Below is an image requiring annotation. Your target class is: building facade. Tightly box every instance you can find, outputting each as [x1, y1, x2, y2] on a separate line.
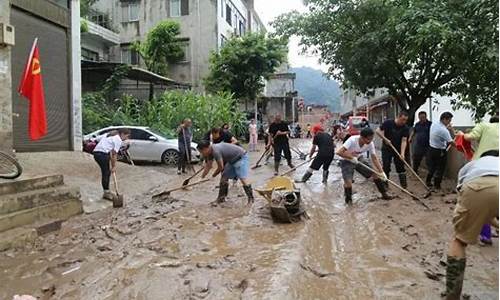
[92, 0, 265, 91]
[261, 63, 298, 122]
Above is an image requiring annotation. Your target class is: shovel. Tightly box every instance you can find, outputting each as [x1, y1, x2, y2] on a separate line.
[357, 161, 430, 210]
[291, 147, 307, 160]
[153, 178, 210, 199]
[376, 131, 432, 196]
[182, 167, 204, 186]
[112, 172, 124, 208]
[280, 154, 317, 177]
[252, 148, 271, 169]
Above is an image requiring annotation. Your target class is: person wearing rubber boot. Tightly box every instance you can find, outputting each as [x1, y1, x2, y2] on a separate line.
[93, 128, 131, 201]
[336, 128, 392, 204]
[177, 118, 193, 175]
[197, 141, 254, 205]
[295, 124, 334, 184]
[427, 112, 455, 191]
[268, 114, 294, 175]
[376, 111, 410, 188]
[444, 150, 498, 300]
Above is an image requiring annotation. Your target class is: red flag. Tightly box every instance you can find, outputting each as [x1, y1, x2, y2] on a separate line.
[18, 38, 47, 140]
[455, 135, 474, 161]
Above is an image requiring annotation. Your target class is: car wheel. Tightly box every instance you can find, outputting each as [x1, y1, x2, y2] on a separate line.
[162, 149, 179, 165]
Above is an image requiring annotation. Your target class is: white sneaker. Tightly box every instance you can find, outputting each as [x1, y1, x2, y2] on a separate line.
[103, 190, 114, 200]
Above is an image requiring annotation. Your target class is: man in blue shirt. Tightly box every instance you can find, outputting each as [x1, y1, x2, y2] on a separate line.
[409, 111, 432, 174]
[426, 112, 455, 190]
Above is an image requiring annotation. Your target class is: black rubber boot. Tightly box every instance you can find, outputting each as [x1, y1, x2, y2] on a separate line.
[322, 170, 329, 183]
[287, 159, 295, 169]
[445, 257, 466, 300]
[398, 172, 408, 189]
[295, 171, 312, 183]
[274, 162, 280, 176]
[374, 179, 392, 200]
[216, 181, 229, 203]
[426, 175, 433, 188]
[344, 187, 353, 205]
[243, 184, 254, 204]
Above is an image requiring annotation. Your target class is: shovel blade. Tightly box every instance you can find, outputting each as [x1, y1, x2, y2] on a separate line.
[113, 194, 124, 208]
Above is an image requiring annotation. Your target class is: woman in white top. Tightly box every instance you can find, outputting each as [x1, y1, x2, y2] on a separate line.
[93, 128, 131, 200]
[248, 119, 258, 152]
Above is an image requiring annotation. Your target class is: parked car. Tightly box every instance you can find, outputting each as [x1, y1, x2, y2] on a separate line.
[347, 116, 370, 136]
[83, 126, 200, 165]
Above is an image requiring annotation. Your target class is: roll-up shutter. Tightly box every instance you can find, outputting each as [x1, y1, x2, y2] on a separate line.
[11, 7, 71, 151]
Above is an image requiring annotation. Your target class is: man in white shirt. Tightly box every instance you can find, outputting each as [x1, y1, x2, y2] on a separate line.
[444, 150, 499, 300]
[427, 112, 455, 190]
[336, 128, 391, 204]
[93, 128, 131, 200]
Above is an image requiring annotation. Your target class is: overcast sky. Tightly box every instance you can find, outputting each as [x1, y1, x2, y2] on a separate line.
[254, 0, 328, 72]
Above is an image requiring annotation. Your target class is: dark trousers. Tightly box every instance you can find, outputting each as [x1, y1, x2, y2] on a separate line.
[310, 154, 334, 171]
[381, 148, 405, 177]
[412, 145, 428, 173]
[94, 152, 111, 190]
[274, 142, 292, 162]
[426, 147, 447, 188]
[178, 147, 192, 171]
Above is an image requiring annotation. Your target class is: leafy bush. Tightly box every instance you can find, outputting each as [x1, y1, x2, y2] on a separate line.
[82, 90, 245, 142]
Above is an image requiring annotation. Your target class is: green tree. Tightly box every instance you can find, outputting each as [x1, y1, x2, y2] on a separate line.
[204, 32, 287, 116]
[132, 21, 185, 100]
[132, 21, 184, 76]
[274, 0, 498, 122]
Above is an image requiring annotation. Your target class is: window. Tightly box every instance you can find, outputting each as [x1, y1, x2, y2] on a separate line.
[179, 41, 190, 62]
[170, 0, 189, 17]
[82, 48, 99, 61]
[170, 0, 181, 17]
[225, 4, 232, 25]
[131, 129, 152, 140]
[239, 20, 245, 35]
[122, 2, 139, 22]
[220, 0, 224, 17]
[220, 35, 227, 47]
[121, 47, 139, 65]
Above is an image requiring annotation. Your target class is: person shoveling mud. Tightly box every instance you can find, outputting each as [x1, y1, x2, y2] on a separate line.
[92, 128, 131, 204]
[336, 127, 393, 204]
[197, 141, 254, 205]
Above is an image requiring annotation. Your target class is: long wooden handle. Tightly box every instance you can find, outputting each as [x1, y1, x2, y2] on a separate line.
[280, 155, 316, 176]
[376, 131, 430, 191]
[156, 178, 210, 197]
[254, 148, 270, 166]
[112, 172, 120, 194]
[184, 167, 204, 183]
[357, 161, 430, 209]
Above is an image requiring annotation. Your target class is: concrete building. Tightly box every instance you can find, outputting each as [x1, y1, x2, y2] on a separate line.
[92, 0, 265, 91]
[0, 0, 82, 153]
[261, 63, 298, 122]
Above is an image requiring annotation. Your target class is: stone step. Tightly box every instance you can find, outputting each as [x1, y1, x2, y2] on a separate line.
[0, 186, 79, 215]
[0, 199, 83, 233]
[0, 219, 64, 251]
[0, 175, 64, 196]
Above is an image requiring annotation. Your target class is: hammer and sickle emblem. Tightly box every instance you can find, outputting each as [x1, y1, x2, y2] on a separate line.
[32, 58, 41, 75]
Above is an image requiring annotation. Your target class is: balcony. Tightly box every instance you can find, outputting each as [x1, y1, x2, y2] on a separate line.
[81, 19, 120, 46]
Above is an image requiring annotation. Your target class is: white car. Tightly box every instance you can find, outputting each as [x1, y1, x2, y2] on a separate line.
[84, 126, 200, 165]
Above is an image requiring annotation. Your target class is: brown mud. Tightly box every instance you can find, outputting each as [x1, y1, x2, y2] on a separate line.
[0, 142, 498, 299]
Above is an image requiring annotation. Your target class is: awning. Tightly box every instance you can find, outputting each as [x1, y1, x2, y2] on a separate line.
[81, 60, 191, 87]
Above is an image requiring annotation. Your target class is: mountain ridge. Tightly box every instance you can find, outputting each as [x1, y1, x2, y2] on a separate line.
[291, 66, 341, 112]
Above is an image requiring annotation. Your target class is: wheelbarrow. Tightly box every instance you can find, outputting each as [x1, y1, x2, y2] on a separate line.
[255, 176, 307, 223]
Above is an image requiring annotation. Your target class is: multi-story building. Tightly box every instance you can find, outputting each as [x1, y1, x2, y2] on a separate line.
[92, 0, 265, 91]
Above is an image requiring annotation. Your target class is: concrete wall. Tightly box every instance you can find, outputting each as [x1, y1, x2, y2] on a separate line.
[95, 0, 219, 91]
[0, 0, 13, 153]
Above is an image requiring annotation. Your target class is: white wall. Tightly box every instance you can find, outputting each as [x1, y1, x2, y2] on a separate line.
[414, 95, 478, 127]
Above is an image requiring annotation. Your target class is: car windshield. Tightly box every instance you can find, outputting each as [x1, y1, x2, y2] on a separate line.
[147, 128, 175, 139]
[351, 118, 363, 128]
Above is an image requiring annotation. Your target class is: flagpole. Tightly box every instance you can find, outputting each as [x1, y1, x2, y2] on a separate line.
[19, 38, 38, 91]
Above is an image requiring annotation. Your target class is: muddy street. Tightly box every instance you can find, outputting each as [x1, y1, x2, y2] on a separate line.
[0, 142, 498, 300]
